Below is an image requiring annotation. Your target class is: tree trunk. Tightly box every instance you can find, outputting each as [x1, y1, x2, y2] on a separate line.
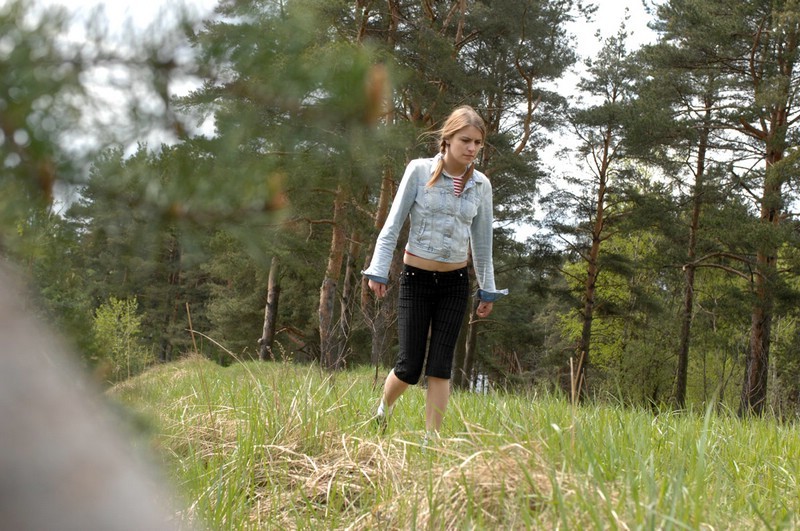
[159, 230, 181, 363]
[462, 294, 480, 391]
[354, 0, 373, 43]
[337, 231, 362, 365]
[675, 263, 696, 407]
[367, 231, 406, 369]
[451, 293, 471, 389]
[576, 247, 598, 399]
[364, 165, 397, 368]
[576, 189, 606, 399]
[574, 121, 616, 401]
[737, 8, 796, 413]
[674, 101, 712, 409]
[742, 288, 773, 415]
[258, 256, 280, 361]
[740, 127, 785, 415]
[386, 0, 400, 48]
[319, 185, 347, 370]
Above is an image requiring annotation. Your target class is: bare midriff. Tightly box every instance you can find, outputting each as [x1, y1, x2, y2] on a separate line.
[404, 251, 468, 272]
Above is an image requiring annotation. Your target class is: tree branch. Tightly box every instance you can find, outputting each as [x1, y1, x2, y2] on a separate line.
[689, 251, 753, 267]
[692, 263, 753, 282]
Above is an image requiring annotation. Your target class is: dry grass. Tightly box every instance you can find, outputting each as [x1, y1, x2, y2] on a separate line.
[111, 359, 800, 530]
[162, 393, 555, 529]
[363, 440, 552, 530]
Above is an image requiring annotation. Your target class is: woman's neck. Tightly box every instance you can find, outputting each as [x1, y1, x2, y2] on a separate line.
[442, 157, 467, 177]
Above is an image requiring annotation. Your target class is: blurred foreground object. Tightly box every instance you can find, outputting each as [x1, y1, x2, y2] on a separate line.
[0, 264, 185, 531]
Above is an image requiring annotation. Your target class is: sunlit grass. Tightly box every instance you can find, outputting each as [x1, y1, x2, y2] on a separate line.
[111, 357, 799, 529]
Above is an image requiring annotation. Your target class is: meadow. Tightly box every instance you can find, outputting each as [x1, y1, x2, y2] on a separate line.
[111, 357, 799, 530]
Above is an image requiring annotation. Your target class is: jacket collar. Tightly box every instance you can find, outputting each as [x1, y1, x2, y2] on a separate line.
[429, 154, 479, 191]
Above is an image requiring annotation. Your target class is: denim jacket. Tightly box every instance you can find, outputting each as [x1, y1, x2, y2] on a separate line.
[362, 156, 508, 302]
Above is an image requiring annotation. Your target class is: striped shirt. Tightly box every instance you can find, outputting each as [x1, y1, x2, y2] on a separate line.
[447, 171, 466, 197]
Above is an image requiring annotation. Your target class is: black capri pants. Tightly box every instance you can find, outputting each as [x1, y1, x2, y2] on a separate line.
[394, 264, 470, 384]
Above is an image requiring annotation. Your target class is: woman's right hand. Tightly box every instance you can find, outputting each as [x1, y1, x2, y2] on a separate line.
[368, 279, 388, 299]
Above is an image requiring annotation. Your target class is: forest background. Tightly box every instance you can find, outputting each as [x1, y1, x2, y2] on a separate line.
[2, 0, 800, 418]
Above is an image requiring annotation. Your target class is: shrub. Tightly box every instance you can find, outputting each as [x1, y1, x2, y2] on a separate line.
[92, 296, 153, 382]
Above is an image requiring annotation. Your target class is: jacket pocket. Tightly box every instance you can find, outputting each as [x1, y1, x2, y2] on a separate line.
[458, 191, 480, 220]
[413, 217, 429, 248]
[422, 186, 448, 213]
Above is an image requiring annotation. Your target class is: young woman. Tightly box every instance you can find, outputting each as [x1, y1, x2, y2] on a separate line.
[362, 105, 507, 436]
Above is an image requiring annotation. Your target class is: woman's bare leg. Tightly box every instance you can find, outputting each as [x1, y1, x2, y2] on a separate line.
[381, 369, 408, 411]
[425, 376, 450, 432]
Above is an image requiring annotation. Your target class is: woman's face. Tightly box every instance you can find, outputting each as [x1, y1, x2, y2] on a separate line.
[445, 125, 483, 169]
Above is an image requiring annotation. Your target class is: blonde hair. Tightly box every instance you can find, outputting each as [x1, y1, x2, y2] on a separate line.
[426, 105, 486, 188]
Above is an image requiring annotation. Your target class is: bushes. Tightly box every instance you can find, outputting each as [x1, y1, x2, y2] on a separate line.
[92, 297, 154, 383]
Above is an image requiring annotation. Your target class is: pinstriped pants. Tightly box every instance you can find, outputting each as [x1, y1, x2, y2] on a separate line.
[394, 264, 470, 384]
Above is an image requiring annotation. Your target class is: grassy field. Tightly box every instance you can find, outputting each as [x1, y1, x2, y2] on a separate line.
[111, 357, 799, 530]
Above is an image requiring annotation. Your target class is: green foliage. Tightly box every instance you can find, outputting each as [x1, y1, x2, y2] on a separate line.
[202, 231, 267, 363]
[0, 0, 83, 253]
[6, 0, 800, 414]
[112, 361, 800, 529]
[92, 296, 154, 382]
[9, 208, 96, 357]
[180, 0, 390, 194]
[68, 146, 207, 362]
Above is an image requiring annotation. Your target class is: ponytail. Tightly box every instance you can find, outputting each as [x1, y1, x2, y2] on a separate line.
[426, 141, 476, 188]
[426, 142, 447, 188]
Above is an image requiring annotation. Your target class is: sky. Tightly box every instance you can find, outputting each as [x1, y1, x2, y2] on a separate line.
[568, 0, 657, 81]
[584, 0, 657, 51]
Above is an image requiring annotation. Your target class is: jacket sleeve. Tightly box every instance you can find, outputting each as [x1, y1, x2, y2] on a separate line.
[361, 161, 420, 284]
[470, 178, 508, 302]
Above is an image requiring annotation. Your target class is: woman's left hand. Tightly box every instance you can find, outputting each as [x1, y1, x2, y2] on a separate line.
[475, 301, 493, 319]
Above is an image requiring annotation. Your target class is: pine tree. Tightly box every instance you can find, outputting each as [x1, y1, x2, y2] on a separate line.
[652, 0, 800, 415]
[541, 22, 640, 398]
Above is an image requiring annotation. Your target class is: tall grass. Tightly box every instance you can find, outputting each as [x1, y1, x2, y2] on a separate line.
[111, 357, 799, 529]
